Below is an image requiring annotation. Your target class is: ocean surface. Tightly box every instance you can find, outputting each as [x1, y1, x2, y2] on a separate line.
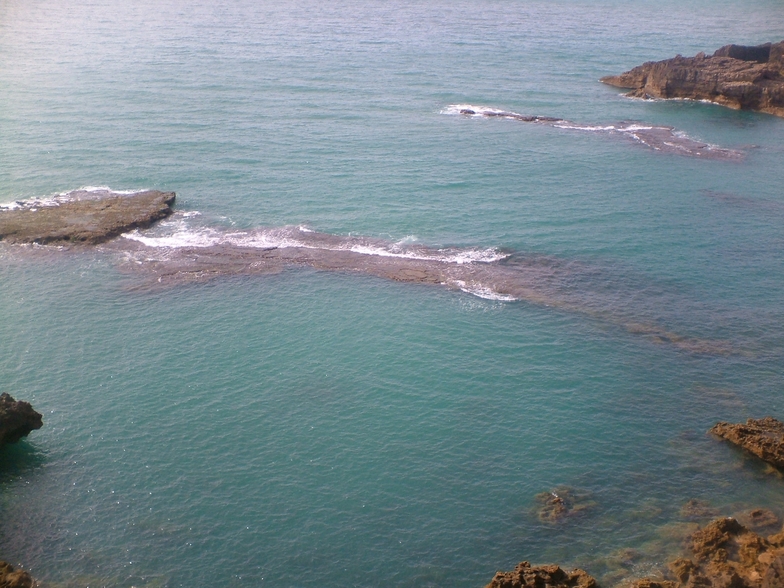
[2, 1, 784, 586]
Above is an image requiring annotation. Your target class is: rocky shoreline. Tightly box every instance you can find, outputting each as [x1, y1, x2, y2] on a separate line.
[601, 41, 784, 118]
[487, 416, 784, 588]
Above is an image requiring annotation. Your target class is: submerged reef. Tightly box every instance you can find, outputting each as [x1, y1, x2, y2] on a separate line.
[444, 105, 743, 160]
[601, 41, 784, 118]
[0, 562, 36, 588]
[0, 393, 42, 449]
[0, 189, 740, 357]
[710, 417, 784, 470]
[0, 188, 175, 245]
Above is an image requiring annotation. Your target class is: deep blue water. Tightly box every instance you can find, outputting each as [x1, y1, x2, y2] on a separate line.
[2, 1, 784, 586]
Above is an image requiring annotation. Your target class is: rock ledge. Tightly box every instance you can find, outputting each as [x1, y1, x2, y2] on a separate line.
[0, 189, 176, 245]
[710, 416, 784, 469]
[601, 41, 784, 117]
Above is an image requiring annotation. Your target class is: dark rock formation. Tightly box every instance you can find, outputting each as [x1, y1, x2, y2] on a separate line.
[601, 41, 784, 118]
[0, 393, 43, 448]
[709, 417, 784, 469]
[630, 517, 784, 588]
[0, 561, 36, 588]
[0, 189, 176, 245]
[485, 562, 597, 588]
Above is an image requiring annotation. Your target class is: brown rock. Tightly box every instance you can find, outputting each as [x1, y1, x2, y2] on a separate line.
[629, 580, 678, 588]
[0, 189, 176, 245]
[633, 516, 784, 588]
[0, 393, 43, 449]
[485, 561, 597, 588]
[709, 417, 784, 470]
[601, 41, 784, 118]
[0, 561, 36, 588]
[534, 487, 596, 524]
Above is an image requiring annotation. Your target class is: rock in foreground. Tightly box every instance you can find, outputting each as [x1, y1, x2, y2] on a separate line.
[710, 416, 784, 469]
[632, 517, 784, 588]
[0, 561, 36, 588]
[601, 41, 784, 117]
[0, 189, 176, 245]
[485, 562, 597, 588]
[0, 393, 43, 448]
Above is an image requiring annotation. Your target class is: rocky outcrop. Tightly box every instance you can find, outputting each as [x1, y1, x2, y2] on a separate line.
[709, 417, 784, 470]
[489, 517, 784, 588]
[630, 517, 784, 588]
[0, 189, 176, 245]
[0, 561, 36, 588]
[534, 487, 596, 523]
[0, 393, 43, 448]
[485, 562, 597, 588]
[601, 41, 784, 118]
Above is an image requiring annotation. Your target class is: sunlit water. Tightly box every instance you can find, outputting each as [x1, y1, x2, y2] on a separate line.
[2, 1, 784, 586]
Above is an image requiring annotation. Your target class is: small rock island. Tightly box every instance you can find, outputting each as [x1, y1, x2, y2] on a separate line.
[601, 41, 784, 117]
[0, 393, 42, 449]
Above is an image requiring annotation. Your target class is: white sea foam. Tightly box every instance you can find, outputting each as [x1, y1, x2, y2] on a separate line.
[122, 221, 508, 265]
[441, 104, 522, 117]
[1, 187, 149, 211]
[449, 279, 517, 301]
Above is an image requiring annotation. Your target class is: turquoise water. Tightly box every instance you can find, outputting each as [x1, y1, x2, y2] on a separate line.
[2, 1, 784, 586]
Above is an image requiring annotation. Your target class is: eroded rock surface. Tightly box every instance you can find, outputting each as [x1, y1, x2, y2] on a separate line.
[0, 393, 43, 448]
[534, 487, 596, 524]
[630, 517, 784, 588]
[0, 189, 176, 245]
[601, 41, 784, 117]
[0, 561, 36, 588]
[710, 417, 784, 469]
[485, 561, 597, 588]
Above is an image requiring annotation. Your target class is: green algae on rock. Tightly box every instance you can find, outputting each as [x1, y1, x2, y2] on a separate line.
[0, 189, 175, 245]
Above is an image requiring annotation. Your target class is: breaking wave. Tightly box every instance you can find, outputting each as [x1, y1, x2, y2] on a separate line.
[442, 104, 744, 160]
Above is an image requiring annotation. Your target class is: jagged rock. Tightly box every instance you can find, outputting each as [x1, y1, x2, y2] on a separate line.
[485, 561, 597, 588]
[534, 486, 596, 523]
[0, 393, 43, 448]
[709, 417, 784, 470]
[0, 561, 36, 588]
[601, 41, 784, 118]
[632, 517, 784, 588]
[0, 189, 176, 245]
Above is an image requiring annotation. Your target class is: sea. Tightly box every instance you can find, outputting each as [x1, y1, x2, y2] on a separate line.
[1, 1, 784, 586]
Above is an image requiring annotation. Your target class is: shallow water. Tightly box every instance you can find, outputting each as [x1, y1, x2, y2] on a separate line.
[2, 0, 784, 586]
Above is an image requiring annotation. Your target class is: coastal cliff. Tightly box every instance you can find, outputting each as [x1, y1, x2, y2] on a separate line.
[601, 42, 784, 117]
